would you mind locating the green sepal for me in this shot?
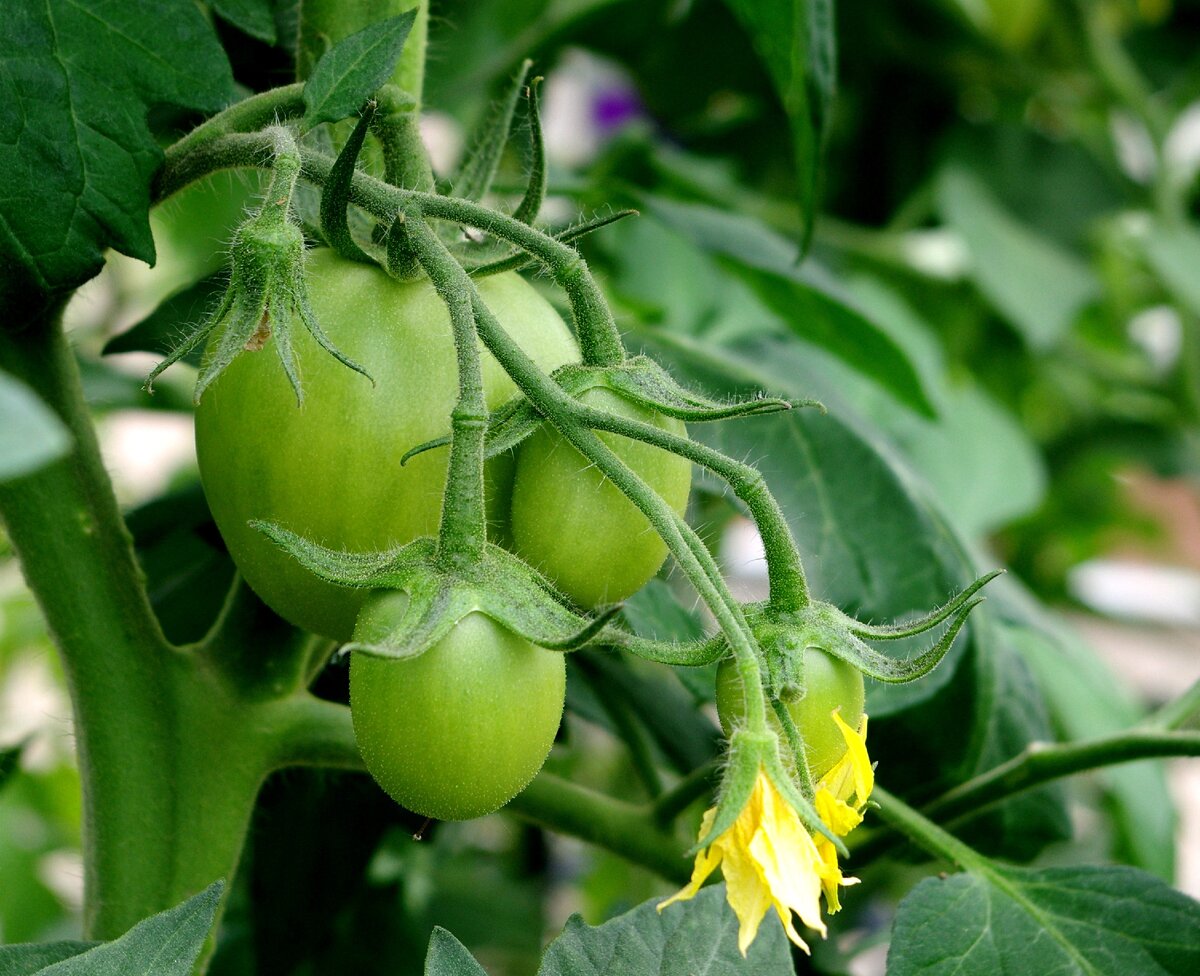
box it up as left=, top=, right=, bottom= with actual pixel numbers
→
left=600, top=626, right=726, bottom=667
left=467, top=210, right=639, bottom=278
left=251, top=524, right=618, bottom=659
left=454, top=60, right=531, bottom=202
left=320, top=101, right=377, bottom=265
left=586, top=357, right=807, bottom=422
left=733, top=576, right=996, bottom=691
left=149, top=212, right=374, bottom=405
left=511, top=77, right=547, bottom=225
left=842, top=569, right=1002, bottom=641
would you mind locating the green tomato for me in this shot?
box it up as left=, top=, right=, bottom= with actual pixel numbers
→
left=714, top=650, right=865, bottom=779
left=349, top=593, right=566, bottom=820
left=508, top=387, right=691, bottom=607
left=195, top=248, right=579, bottom=639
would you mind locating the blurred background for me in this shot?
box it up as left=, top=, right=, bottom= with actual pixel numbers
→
left=3, top=1, right=1199, bottom=973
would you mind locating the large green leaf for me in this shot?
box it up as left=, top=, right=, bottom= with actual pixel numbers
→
left=720, top=0, right=835, bottom=244
left=936, top=167, right=1098, bottom=348
left=639, top=198, right=936, bottom=416
left=0, top=370, right=71, bottom=482
left=0, top=943, right=97, bottom=976
left=0, top=0, right=234, bottom=310
left=424, top=928, right=490, bottom=976
left=210, top=1, right=277, bottom=43
left=0, top=882, right=222, bottom=975
left=888, top=864, right=1200, bottom=975
left=539, top=884, right=794, bottom=975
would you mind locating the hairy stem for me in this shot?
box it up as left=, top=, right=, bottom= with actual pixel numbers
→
left=508, top=774, right=690, bottom=884
left=851, top=729, right=1200, bottom=866
left=403, top=210, right=489, bottom=566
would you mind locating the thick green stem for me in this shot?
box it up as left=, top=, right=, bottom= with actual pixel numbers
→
left=508, top=774, right=690, bottom=884
left=0, top=321, right=268, bottom=940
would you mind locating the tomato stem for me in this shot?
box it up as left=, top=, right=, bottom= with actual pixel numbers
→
left=402, top=208, right=490, bottom=566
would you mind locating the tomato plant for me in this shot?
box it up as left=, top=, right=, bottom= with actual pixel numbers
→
left=349, top=592, right=566, bottom=821
left=195, top=248, right=579, bottom=639
left=3, top=1, right=1200, bottom=974
left=509, top=387, right=691, bottom=607
left=714, top=651, right=865, bottom=779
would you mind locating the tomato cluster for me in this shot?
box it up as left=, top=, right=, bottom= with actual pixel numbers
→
left=197, top=250, right=692, bottom=819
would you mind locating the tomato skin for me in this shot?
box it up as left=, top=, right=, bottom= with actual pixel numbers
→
left=195, top=249, right=579, bottom=639
left=349, top=594, right=566, bottom=820
left=508, top=387, right=691, bottom=608
left=714, top=650, right=865, bottom=779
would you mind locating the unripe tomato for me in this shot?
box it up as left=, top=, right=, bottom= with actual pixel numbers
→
left=508, top=387, right=691, bottom=607
left=714, top=650, right=865, bottom=779
left=349, top=593, right=566, bottom=820
left=195, top=249, right=579, bottom=639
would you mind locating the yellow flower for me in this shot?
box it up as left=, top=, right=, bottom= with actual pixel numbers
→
left=659, top=710, right=873, bottom=954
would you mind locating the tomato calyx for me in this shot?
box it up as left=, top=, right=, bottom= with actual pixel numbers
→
left=149, top=128, right=372, bottom=405
left=251, top=523, right=620, bottom=662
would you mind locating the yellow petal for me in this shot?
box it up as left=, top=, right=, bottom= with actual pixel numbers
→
left=753, top=777, right=828, bottom=936
left=658, top=808, right=722, bottom=913
left=820, top=712, right=873, bottom=807
left=814, top=785, right=864, bottom=838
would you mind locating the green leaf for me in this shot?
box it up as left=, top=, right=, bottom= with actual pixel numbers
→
left=936, top=167, right=1098, bottom=348
left=424, top=928, right=490, bottom=976
left=720, top=0, right=835, bottom=245
left=210, top=0, right=277, bottom=43
left=0, top=0, right=234, bottom=309
left=836, top=276, right=1046, bottom=536
left=302, top=11, right=417, bottom=128
left=0, top=370, right=71, bottom=482
left=539, top=884, right=794, bottom=975
left=0, top=943, right=98, bottom=976
left=888, top=864, right=1200, bottom=975
left=642, top=198, right=936, bottom=416
left=34, top=881, right=224, bottom=975
left=103, top=275, right=227, bottom=364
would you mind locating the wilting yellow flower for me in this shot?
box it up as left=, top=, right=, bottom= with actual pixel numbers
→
left=659, top=710, right=873, bottom=955
left=812, top=711, right=872, bottom=913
